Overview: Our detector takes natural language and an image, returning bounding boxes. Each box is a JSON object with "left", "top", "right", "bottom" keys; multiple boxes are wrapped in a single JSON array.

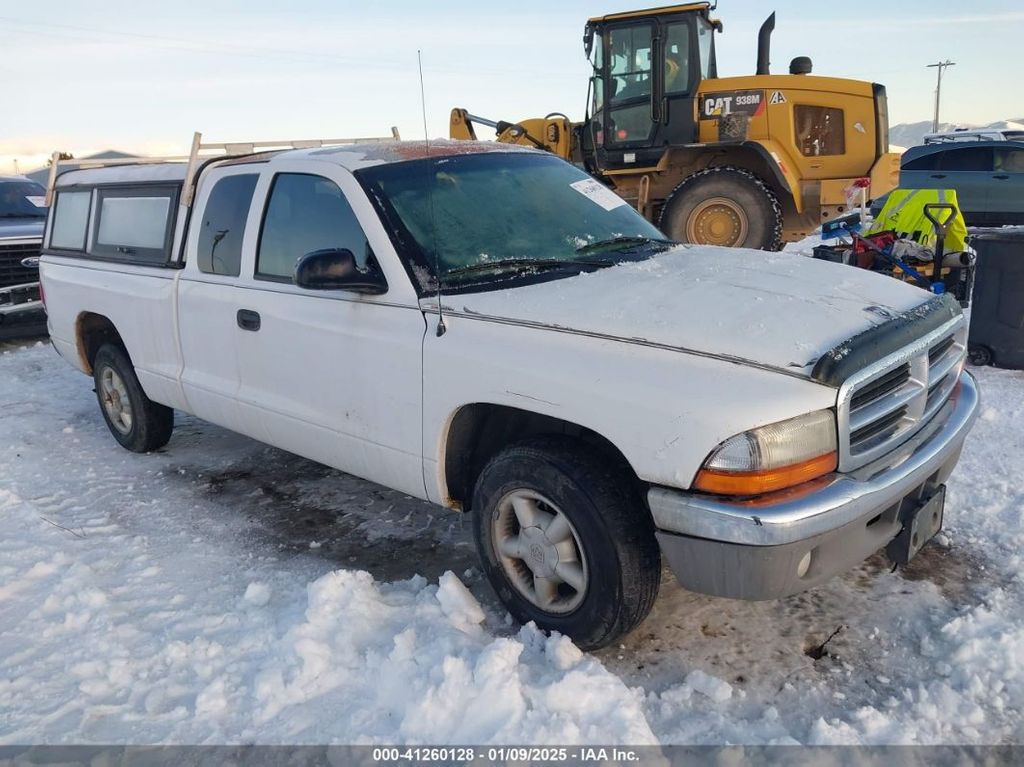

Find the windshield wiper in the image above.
[
  {"left": 574, "top": 235, "right": 674, "bottom": 255},
  {"left": 445, "top": 257, "right": 612, "bottom": 278},
  {"left": 0, "top": 212, "right": 46, "bottom": 218}
]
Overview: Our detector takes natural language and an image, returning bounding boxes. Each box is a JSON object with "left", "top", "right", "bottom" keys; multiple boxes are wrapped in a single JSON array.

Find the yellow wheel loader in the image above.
[{"left": 450, "top": 3, "right": 900, "bottom": 250}]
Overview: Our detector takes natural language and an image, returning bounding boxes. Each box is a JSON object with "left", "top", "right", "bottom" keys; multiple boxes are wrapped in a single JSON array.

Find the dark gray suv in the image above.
[{"left": 872, "top": 141, "right": 1024, "bottom": 227}]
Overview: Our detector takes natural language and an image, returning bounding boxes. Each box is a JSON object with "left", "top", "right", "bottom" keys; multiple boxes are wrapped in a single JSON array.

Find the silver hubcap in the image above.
[
  {"left": 492, "top": 489, "right": 588, "bottom": 614},
  {"left": 100, "top": 367, "right": 133, "bottom": 435}
]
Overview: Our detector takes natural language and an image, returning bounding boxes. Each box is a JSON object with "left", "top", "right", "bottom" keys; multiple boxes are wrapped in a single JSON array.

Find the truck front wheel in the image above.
[
  {"left": 471, "top": 437, "right": 661, "bottom": 650},
  {"left": 92, "top": 344, "right": 174, "bottom": 453},
  {"left": 659, "top": 166, "right": 784, "bottom": 251}
]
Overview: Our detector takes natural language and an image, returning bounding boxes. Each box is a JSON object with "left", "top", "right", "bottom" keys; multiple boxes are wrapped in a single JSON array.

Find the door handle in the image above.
[
  {"left": 236, "top": 309, "right": 261, "bottom": 331},
  {"left": 930, "top": 174, "right": 947, "bottom": 179},
  {"left": 994, "top": 174, "right": 1010, "bottom": 180}
]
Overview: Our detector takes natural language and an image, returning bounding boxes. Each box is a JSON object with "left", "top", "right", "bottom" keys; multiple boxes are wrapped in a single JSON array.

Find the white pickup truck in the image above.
[{"left": 40, "top": 137, "right": 979, "bottom": 649}]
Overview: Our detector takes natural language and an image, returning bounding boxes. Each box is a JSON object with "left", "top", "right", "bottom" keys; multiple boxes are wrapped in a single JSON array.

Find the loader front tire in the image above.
[{"left": 659, "top": 166, "right": 784, "bottom": 251}]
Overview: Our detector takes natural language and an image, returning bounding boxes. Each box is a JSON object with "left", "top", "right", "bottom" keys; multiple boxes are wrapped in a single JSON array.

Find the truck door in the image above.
[
  {"left": 177, "top": 167, "right": 262, "bottom": 436},
  {"left": 230, "top": 162, "right": 427, "bottom": 498}
]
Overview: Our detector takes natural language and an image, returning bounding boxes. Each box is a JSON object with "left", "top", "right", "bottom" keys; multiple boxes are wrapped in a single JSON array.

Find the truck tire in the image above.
[
  {"left": 659, "top": 166, "right": 784, "bottom": 251},
  {"left": 92, "top": 344, "right": 173, "bottom": 453},
  {"left": 471, "top": 436, "right": 661, "bottom": 650}
]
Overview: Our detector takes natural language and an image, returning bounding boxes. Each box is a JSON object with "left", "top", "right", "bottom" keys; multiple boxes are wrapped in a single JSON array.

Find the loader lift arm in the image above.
[{"left": 450, "top": 108, "right": 575, "bottom": 159}]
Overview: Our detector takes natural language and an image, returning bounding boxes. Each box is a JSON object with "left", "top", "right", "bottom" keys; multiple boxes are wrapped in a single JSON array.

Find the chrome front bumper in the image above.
[{"left": 648, "top": 371, "right": 980, "bottom": 600}]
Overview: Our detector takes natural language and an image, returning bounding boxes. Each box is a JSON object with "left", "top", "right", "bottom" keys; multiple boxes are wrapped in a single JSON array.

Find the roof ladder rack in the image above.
[{"left": 45, "top": 126, "right": 402, "bottom": 206}]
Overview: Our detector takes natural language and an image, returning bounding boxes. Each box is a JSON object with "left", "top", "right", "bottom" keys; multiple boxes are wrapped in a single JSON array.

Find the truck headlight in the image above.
[{"left": 694, "top": 409, "right": 838, "bottom": 496}]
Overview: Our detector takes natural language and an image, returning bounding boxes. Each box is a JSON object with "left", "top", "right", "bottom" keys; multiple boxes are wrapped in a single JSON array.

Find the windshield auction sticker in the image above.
[{"left": 570, "top": 178, "right": 627, "bottom": 211}]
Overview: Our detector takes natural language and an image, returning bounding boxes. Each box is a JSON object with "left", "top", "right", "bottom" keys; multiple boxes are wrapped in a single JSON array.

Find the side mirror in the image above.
[{"left": 293, "top": 248, "right": 388, "bottom": 294}]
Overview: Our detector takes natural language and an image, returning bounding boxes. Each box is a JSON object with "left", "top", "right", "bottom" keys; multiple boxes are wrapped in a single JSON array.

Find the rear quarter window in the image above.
[
  {"left": 901, "top": 152, "right": 942, "bottom": 172},
  {"left": 197, "top": 174, "right": 259, "bottom": 277},
  {"left": 939, "top": 147, "right": 994, "bottom": 172}
]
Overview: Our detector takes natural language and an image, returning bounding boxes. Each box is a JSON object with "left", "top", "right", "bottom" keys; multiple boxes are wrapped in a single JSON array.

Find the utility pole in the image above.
[
  {"left": 927, "top": 60, "right": 956, "bottom": 132},
  {"left": 12, "top": 159, "right": 19, "bottom": 175}
]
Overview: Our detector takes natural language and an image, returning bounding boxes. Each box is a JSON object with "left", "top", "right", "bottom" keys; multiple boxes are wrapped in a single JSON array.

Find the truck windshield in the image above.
[
  {"left": 358, "top": 152, "right": 670, "bottom": 290},
  {"left": 0, "top": 181, "right": 48, "bottom": 218}
]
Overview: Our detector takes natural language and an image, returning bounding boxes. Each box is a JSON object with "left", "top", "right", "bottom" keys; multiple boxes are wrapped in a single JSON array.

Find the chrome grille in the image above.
[
  {"left": 0, "top": 241, "right": 41, "bottom": 289},
  {"left": 837, "top": 316, "right": 966, "bottom": 471}
]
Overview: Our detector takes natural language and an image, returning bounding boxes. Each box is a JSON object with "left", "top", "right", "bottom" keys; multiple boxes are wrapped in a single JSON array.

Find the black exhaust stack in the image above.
[{"left": 756, "top": 12, "right": 775, "bottom": 75}]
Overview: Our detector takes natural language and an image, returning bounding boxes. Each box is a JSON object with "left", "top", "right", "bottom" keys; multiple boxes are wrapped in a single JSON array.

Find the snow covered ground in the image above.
[{"left": 0, "top": 338, "right": 1022, "bottom": 745}]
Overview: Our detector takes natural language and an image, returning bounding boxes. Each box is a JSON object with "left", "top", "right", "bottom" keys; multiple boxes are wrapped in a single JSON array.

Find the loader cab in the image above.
[{"left": 583, "top": 3, "right": 718, "bottom": 173}]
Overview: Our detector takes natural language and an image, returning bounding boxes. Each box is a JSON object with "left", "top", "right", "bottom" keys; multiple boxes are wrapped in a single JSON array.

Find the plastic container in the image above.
[{"left": 966, "top": 230, "right": 1024, "bottom": 369}]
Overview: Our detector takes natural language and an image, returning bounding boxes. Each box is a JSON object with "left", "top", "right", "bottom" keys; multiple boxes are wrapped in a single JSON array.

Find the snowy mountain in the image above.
[{"left": 889, "top": 118, "right": 1024, "bottom": 151}]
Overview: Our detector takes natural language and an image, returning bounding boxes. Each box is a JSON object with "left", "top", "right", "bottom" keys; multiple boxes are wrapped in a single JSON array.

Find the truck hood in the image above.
[
  {"left": 0, "top": 218, "right": 45, "bottom": 239},
  {"left": 446, "top": 246, "right": 932, "bottom": 379}
]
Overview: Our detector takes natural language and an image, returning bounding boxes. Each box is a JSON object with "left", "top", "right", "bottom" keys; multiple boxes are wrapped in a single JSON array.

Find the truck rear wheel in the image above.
[
  {"left": 659, "top": 166, "right": 784, "bottom": 251},
  {"left": 93, "top": 344, "right": 174, "bottom": 453},
  {"left": 471, "top": 436, "right": 661, "bottom": 650}
]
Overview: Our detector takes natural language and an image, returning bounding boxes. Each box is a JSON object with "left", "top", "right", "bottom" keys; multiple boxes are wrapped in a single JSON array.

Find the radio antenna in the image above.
[{"left": 418, "top": 49, "right": 446, "bottom": 337}]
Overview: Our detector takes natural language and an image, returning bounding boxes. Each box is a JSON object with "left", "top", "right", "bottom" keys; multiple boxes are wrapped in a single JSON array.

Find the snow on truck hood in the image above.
[{"left": 450, "top": 246, "right": 932, "bottom": 379}]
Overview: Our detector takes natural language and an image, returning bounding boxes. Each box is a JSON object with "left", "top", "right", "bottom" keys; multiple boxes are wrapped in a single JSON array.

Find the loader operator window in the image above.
[
  {"left": 794, "top": 105, "right": 846, "bottom": 157},
  {"left": 697, "top": 18, "right": 714, "bottom": 79},
  {"left": 607, "top": 24, "right": 655, "bottom": 144},
  {"left": 664, "top": 22, "right": 692, "bottom": 95},
  {"left": 609, "top": 25, "right": 652, "bottom": 103}
]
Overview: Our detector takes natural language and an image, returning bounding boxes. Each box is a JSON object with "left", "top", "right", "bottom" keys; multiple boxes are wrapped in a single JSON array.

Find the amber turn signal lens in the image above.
[{"left": 693, "top": 451, "right": 838, "bottom": 496}]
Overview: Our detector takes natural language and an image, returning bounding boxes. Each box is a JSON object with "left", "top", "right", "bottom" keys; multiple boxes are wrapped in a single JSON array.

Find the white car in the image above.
[{"left": 39, "top": 137, "right": 979, "bottom": 649}]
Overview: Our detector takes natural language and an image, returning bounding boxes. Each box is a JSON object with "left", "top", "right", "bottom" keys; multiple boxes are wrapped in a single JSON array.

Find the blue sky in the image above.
[{"left": 3, "top": 0, "right": 1023, "bottom": 173}]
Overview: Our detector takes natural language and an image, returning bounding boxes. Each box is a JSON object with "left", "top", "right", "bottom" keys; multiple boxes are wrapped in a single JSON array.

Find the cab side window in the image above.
[
  {"left": 256, "top": 173, "right": 371, "bottom": 282},
  {"left": 197, "top": 174, "right": 258, "bottom": 277}
]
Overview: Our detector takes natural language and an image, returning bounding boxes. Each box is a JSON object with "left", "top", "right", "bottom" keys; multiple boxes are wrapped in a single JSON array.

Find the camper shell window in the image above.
[
  {"left": 49, "top": 190, "right": 92, "bottom": 252},
  {"left": 90, "top": 184, "right": 179, "bottom": 264}
]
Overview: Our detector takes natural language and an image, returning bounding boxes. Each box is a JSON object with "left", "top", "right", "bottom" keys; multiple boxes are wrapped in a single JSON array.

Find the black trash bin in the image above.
[{"left": 967, "top": 229, "right": 1024, "bottom": 369}]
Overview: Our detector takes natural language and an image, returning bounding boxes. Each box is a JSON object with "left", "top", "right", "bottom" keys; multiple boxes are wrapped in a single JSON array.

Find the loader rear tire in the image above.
[{"left": 659, "top": 166, "right": 784, "bottom": 251}]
